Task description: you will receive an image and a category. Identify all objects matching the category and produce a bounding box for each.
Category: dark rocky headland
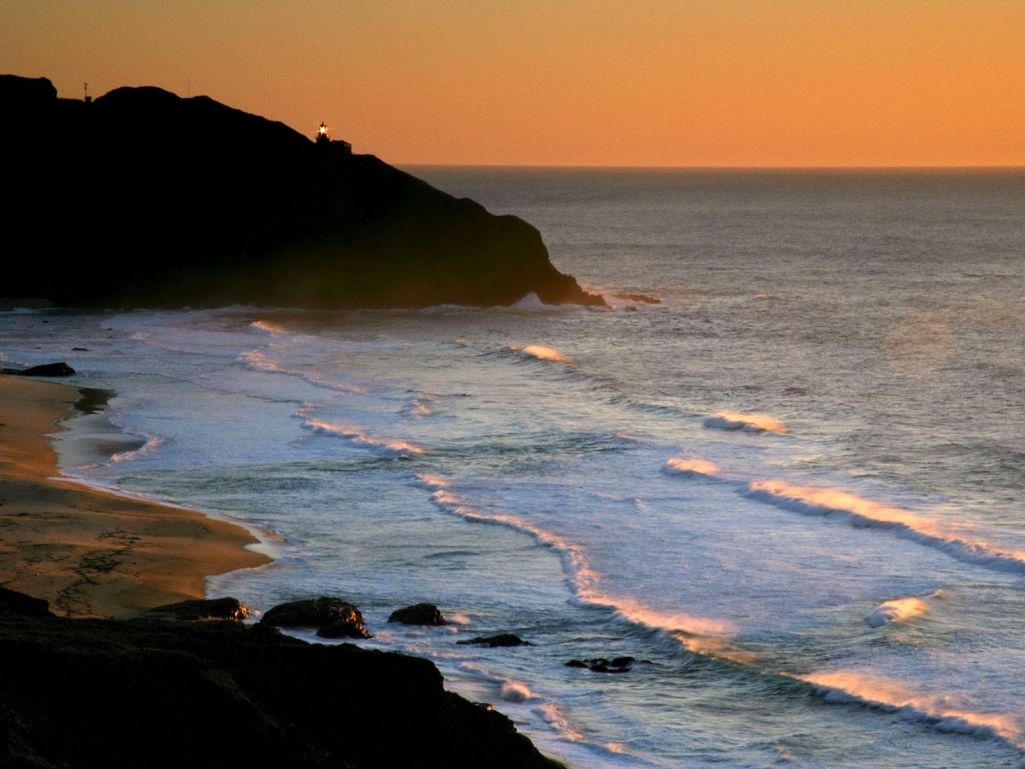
[1,74,602,309]
[0,588,563,769]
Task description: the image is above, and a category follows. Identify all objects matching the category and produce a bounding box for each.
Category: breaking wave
[239,349,365,394]
[865,596,929,627]
[704,410,787,434]
[748,480,1025,574]
[418,473,745,661]
[499,680,535,703]
[302,415,423,457]
[511,344,573,364]
[664,457,720,477]
[107,432,164,465]
[798,671,1025,751]
[403,391,436,418]
[249,319,287,335]
[533,702,584,742]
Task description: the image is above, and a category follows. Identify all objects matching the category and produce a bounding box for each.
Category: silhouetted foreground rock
[144,596,251,621]
[1,74,603,310]
[260,595,371,638]
[388,602,447,626]
[0,589,562,769]
[458,633,533,647]
[1,361,76,377]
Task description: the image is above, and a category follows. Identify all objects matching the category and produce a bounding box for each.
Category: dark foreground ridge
[0,588,563,769]
[1,74,602,309]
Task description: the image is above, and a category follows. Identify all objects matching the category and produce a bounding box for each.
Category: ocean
[2,168,1024,768]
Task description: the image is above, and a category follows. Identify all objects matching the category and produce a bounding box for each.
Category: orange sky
[4,1,1024,166]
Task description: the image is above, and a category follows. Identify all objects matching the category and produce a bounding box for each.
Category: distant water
[3,168,1024,768]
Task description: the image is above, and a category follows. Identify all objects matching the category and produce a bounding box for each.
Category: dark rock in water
[458,634,532,648]
[2,361,76,377]
[0,587,561,769]
[260,596,370,638]
[0,586,51,617]
[316,621,371,639]
[388,602,447,626]
[71,346,90,351]
[566,656,638,673]
[145,597,250,621]
[1,74,603,311]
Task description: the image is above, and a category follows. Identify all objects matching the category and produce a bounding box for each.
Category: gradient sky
[4,1,1024,166]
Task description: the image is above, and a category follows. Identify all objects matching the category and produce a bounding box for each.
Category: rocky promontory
[1,74,602,309]
[0,588,562,769]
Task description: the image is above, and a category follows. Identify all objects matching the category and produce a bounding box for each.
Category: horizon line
[398,163,1025,171]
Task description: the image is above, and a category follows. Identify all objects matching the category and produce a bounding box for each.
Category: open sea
[3,168,1024,768]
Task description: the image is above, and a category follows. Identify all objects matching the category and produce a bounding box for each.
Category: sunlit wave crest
[704,410,787,434]
[664,457,721,477]
[249,319,287,335]
[748,479,1025,574]
[303,416,423,457]
[798,670,1025,750]
[512,344,573,364]
[865,596,929,627]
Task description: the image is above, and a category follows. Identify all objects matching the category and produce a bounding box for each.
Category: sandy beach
[0,376,268,618]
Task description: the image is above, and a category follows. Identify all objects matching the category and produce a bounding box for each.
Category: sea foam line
[302,416,423,457]
[239,349,365,394]
[417,473,744,660]
[748,479,1025,574]
[797,670,1025,752]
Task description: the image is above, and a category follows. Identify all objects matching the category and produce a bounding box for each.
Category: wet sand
[0,376,268,617]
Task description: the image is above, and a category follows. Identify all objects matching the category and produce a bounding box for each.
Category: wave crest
[704,410,787,434]
[512,344,573,364]
[303,417,423,457]
[664,457,720,477]
[748,479,1025,574]
[865,596,929,627]
[417,473,744,660]
[799,671,1025,750]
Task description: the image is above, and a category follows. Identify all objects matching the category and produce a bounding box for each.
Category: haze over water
[4,168,1024,767]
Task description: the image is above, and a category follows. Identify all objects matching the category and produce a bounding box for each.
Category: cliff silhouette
[1,75,602,309]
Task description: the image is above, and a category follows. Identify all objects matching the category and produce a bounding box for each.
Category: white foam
[303,417,423,457]
[865,596,929,627]
[664,457,720,477]
[748,479,1025,574]
[499,680,535,703]
[799,670,1025,750]
[239,349,365,393]
[533,702,584,742]
[417,473,745,660]
[107,432,164,465]
[403,391,436,419]
[250,319,287,335]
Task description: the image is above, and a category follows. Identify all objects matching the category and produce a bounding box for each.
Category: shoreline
[0,376,268,618]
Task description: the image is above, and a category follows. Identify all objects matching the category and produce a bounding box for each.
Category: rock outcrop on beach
[387,602,448,626]
[0,589,562,769]
[0,74,602,309]
[260,595,372,639]
[0,362,76,377]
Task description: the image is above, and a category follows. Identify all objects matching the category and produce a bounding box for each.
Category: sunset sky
[5,1,1024,166]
